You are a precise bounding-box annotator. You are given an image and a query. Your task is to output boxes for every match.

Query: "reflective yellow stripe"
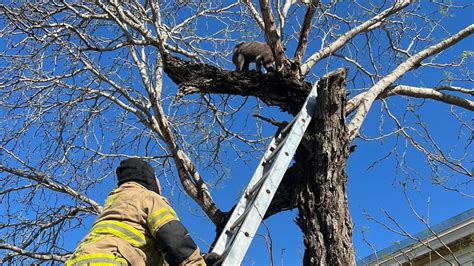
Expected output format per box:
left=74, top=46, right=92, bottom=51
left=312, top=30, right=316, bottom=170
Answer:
left=76, top=235, right=106, bottom=252
left=66, top=253, right=127, bottom=266
left=148, top=208, right=179, bottom=233
left=90, top=221, right=147, bottom=248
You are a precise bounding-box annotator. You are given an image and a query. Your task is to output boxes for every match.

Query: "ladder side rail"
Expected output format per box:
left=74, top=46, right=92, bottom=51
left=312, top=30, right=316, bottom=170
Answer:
left=219, top=83, right=319, bottom=265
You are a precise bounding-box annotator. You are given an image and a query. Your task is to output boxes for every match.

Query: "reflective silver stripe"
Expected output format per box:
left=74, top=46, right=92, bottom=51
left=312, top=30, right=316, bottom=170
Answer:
left=92, top=222, right=146, bottom=247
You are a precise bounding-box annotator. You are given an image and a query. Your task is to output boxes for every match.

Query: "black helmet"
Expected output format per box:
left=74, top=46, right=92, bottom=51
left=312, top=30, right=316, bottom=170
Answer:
left=116, top=158, right=161, bottom=194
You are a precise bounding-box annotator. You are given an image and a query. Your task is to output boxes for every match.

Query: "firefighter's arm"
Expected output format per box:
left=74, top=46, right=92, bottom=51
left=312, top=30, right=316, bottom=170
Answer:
left=147, top=196, right=206, bottom=265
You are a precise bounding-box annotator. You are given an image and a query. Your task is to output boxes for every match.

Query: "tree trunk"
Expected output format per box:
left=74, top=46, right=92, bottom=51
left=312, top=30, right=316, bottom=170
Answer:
left=295, top=69, right=354, bottom=265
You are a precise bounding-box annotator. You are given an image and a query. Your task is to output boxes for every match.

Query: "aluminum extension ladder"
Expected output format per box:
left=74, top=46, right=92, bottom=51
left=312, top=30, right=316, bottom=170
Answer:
left=211, top=81, right=319, bottom=265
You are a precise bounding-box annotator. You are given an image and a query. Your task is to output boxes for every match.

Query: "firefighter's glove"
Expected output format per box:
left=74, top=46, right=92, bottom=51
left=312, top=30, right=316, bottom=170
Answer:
left=203, top=252, right=221, bottom=266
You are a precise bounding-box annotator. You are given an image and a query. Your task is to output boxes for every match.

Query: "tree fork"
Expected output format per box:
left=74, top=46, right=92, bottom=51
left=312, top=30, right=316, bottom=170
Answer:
left=295, top=68, right=354, bottom=265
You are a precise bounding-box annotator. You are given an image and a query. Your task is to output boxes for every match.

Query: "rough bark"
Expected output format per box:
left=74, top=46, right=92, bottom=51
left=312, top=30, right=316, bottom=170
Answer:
left=295, top=68, right=354, bottom=265
left=164, top=55, right=311, bottom=114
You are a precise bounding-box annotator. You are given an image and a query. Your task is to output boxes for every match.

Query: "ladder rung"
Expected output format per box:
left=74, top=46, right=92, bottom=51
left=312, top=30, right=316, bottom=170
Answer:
left=245, top=171, right=270, bottom=199
left=268, top=143, right=277, bottom=152
left=262, top=125, right=291, bottom=166
left=229, top=205, right=252, bottom=231
left=279, top=112, right=299, bottom=135
left=263, top=132, right=291, bottom=164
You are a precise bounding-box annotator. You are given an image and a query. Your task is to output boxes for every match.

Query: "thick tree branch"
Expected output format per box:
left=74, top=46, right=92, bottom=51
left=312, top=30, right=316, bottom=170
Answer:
left=436, top=86, right=474, bottom=96
left=346, top=85, right=474, bottom=114
left=165, top=55, right=312, bottom=115
left=348, top=24, right=474, bottom=140
left=382, top=85, right=474, bottom=111
left=293, top=0, right=320, bottom=65
left=259, top=0, right=292, bottom=73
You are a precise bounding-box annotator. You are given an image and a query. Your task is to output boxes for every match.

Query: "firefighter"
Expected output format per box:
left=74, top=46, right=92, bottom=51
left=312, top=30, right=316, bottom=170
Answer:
left=66, top=158, right=216, bottom=265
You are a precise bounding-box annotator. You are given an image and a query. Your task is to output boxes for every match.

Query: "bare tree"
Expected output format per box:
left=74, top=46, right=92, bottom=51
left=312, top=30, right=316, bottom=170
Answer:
left=0, top=0, right=472, bottom=264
